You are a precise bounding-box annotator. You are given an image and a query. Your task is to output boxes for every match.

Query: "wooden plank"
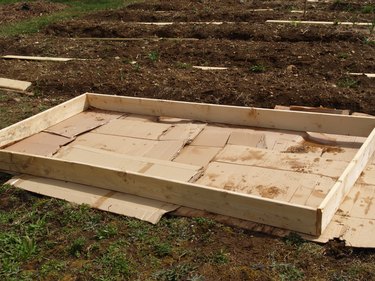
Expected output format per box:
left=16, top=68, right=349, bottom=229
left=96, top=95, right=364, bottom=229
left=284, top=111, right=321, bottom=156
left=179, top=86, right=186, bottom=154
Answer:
left=349, top=73, right=375, bottom=78
left=0, top=94, right=88, bottom=148
left=192, top=66, right=228, bottom=70
left=2, top=55, right=78, bottom=62
left=319, top=128, right=375, bottom=231
left=0, top=150, right=319, bottom=235
left=86, top=93, right=375, bottom=137
left=74, top=37, right=200, bottom=41
left=266, top=20, right=372, bottom=26
left=0, top=77, right=31, bottom=92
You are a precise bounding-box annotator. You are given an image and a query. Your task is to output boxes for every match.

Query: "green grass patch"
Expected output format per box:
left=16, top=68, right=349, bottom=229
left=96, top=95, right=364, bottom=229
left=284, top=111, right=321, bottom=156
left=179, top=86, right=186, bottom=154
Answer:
left=0, top=0, right=137, bottom=37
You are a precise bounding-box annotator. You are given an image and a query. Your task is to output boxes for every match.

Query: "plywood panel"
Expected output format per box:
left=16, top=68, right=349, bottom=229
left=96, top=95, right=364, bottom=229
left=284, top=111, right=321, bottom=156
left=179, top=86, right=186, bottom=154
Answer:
left=4, top=132, right=73, bottom=157
left=215, top=145, right=348, bottom=178
left=55, top=145, right=201, bottom=182
left=190, top=126, right=232, bottom=147
left=45, top=109, right=123, bottom=137
left=174, top=146, right=221, bottom=167
left=197, top=161, right=335, bottom=205
left=93, top=118, right=171, bottom=140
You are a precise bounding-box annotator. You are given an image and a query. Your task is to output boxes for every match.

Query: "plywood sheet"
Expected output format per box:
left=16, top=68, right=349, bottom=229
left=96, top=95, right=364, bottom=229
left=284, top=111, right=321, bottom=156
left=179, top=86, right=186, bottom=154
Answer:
left=45, top=109, right=124, bottom=138
left=160, top=122, right=206, bottom=142
left=215, top=145, right=348, bottom=178
left=191, top=126, right=232, bottom=147
left=4, top=132, right=72, bottom=156
left=143, top=140, right=185, bottom=160
left=174, top=146, right=221, bottom=167
left=227, top=131, right=266, bottom=148
left=8, top=175, right=178, bottom=224
left=55, top=145, right=202, bottom=182
left=197, top=161, right=335, bottom=206
left=0, top=77, right=31, bottom=92
left=93, top=118, right=171, bottom=140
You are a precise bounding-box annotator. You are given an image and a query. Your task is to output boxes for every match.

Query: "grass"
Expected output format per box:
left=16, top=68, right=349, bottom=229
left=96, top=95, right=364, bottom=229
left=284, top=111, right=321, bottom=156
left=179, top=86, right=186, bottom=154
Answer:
left=337, top=77, right=359, bottom=88
left=0, top=0, right=136, bottom=37
left=249, top=64, right=266, bottom=73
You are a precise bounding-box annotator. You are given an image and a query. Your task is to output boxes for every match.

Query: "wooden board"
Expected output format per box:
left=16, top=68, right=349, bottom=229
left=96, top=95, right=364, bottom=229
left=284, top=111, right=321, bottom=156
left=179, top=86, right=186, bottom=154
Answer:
left=319, top=128, right=375, bottom=231
left=0, top=94, right=88, bottom=148
left=0, top=150, right=319, bottom=235
left=0, top=77, right=31, bottom=92
left=2, top=55, right=78, bottom=62
left=87, top=93, right=375, bottom=137
left=266, top=20, right=372, bottom=26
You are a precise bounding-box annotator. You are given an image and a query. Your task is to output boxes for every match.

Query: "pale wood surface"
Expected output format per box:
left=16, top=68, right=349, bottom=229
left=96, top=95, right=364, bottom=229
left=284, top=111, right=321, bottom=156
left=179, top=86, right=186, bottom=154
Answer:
left=9, top=175, right=178, bottom=224
left=86, top=93, right=375, bottom=137
left=2, top=55, right=77, bottom=62
left=0, top=150, right=319, bottom=234
left=319, top=128, right=375, bottom=231
left=0, top=77, right=31, bottom=91
left=266, top=20, right=372, bottom=26
left=0, top=94, right=88, bottom=148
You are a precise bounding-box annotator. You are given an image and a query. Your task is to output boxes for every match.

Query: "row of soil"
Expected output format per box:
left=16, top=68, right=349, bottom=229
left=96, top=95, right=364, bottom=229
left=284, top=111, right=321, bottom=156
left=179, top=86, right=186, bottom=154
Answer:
left=45, top=21, right=371, bottom=43
left=90, top=5, right=374, bottom=22
left=0, top=36, right=373, bottom=73
left=0, top=55, right=373, bottom=113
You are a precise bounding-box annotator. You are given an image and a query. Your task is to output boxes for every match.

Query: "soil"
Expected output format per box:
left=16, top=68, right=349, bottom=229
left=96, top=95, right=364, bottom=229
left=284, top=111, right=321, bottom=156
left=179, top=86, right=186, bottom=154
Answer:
left=0, top=0, right=374, bottom=114
left=0, top=0, right=67, bottom=25
left=0, top=1, right=374, bottom=280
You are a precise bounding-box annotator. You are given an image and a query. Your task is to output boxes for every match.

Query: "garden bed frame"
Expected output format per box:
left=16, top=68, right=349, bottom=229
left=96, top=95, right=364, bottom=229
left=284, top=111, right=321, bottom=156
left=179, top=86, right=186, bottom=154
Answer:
left=1, top=93, right=375, bottom=236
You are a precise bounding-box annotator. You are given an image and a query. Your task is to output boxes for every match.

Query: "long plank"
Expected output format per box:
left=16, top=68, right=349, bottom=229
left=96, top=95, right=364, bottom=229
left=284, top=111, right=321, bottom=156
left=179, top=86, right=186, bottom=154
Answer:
left=2, top=55, right=77, bottom=62
left=349, top=73, right=375, bottom=78
left=0, top=150, right=319, bottom=235
left=74, top=37, right=200, bottom=41
left=86, top=93, right=375, bottom=137
left=266, top=20, right=372, bottom=26
left=0, top=94, right=88, bottom=147
left=319, top=128, right=375, bottom=231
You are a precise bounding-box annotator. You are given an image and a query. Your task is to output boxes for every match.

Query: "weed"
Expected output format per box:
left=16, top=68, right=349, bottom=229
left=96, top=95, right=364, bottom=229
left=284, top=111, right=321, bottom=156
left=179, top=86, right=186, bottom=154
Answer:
left=176, top=62, right=192, bottom=69
left=210, top=249, right=229, bottom=264
left=69, top=237, right=86, bottom=257
left=273, top=263, right=304, bottom=281
left=148, top=51, right=159, bottom=62
left=153, top=242, right=172, bottom=258
left=96, top=245, right=132, bottom=279
left=40, top=260, right=67, bottom=276
left=283, top=232, right=305, bottom=247
left=361, top=5, right=374, bottom=14
left=249, top=64, right=266, bottom=73
left=337, top=52, right=349, bottom=59
left=95, top=224, right=118, bottom=240
left=337, top=77, right=359, bottom=88
left=154, top=264, right=193, bottom=281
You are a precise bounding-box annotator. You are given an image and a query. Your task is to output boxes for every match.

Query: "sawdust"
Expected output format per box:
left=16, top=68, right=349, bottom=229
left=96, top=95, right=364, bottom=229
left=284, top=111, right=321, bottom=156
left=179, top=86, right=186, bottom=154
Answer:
left=256, top=185, right=284, bottom=199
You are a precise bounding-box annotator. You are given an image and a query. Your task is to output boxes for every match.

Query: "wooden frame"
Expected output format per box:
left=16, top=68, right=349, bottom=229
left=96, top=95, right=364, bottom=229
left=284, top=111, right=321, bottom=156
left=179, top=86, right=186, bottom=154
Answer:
left=1, top=93, right=375, bottom=235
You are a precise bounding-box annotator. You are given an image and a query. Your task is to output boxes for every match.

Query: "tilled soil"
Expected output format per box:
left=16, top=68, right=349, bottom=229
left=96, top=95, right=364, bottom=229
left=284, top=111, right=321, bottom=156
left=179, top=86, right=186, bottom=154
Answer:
left=0, top=0, right=374, bottom=114
left=0, top=0, right=67, bottom=25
